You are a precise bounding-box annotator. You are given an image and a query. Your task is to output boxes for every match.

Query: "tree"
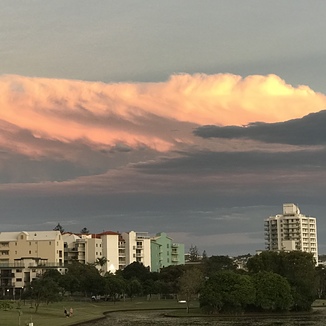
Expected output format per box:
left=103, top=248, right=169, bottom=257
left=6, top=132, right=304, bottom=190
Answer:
left=60, top=272, right=80, bottom=296
left=94, top=256, right=108, bottom=275
left=315, top=265, right=326, bottom=299
left=104, top=273, right=126, bottom=303
left=43, top=269, right=62, bottom=283
left=188, top=245, right=200, bottom=262
left=119, top=261, right=151, bottom=283
left=53, top=223, right=64, bottom=233
left=247, top=251, right=317, bottom=311
left=63, top=261, right=104, bottom=296
left=159, top=265, right=186, bottom=296
left=204, top=255, right=237, bottom=277
left=80, top=227, right=90, bottom=234
left=246, top=251, right=282, bottom=274
left=125, top=278, right=142, bottom=300
left=281, top=251, right=316, bottom=310
left=199, top=282, right=222, bottom=314
left=179, top=267, right=204, bottom=313
left=253, top=271, right=293, bottom=311
left=24, top=277, right=62, bottom=313
left=200, top=271, right=255, bottom=314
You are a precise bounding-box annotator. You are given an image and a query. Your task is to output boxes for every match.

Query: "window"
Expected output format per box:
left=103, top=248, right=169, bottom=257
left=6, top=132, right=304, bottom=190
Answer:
left=16, top=278, right=22, bottom=282
left=49, top=241, right=52, bottom=245
left=16, top=269, right=22, bottom=273
left=29, top=250, right=31, bottom=254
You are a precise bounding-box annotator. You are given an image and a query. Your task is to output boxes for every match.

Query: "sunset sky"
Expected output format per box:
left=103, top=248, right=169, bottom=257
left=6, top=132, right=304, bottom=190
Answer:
left=1, top=1, right=326, bottom=256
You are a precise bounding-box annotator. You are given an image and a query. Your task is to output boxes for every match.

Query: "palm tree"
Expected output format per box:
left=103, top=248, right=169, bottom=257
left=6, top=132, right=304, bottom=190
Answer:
left=95, top=256, right=108, bottom=275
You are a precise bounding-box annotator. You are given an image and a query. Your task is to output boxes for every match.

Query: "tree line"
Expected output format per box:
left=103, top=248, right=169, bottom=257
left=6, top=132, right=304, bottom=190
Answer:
left=21, top=250, right=325, bottom=314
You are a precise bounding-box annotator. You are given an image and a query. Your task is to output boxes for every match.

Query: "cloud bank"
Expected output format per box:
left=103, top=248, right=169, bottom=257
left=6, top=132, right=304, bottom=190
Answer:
left=1, top=73, right=325, bottom=158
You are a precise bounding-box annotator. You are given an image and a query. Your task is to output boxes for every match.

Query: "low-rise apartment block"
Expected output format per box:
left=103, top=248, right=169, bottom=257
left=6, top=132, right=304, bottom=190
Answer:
left=0, top=230, right=64, bottom=298
left=0, top=228, right=185, bottom=297
left=151, top=232, right=185, bottom=272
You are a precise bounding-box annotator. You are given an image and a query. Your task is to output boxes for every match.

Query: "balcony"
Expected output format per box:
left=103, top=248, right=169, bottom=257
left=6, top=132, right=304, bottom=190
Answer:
left=0, top=263, right=25, bottom=269
left=29, top=262, right=66, bottom=268
left=135, top=232, right=150, bottom=240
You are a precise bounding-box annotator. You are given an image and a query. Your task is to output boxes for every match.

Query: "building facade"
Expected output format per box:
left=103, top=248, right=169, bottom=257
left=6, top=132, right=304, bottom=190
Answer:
left=264, top=203, right=318, bottom=262
left=98, top=231, right=120, bottom=274
left=63, top=233, right=103, bottom=268
left=0, top=228, right=185, bottom=297
left=121, top=231, right=151, bottom=268
left=0, top=230, right=64, bottom=298
left=150, top=232, right=185, bottom=272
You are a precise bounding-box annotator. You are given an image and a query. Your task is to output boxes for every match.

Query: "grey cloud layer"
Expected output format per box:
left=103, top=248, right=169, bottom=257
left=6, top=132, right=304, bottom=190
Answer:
left=194, top=110, right=326, bottom=145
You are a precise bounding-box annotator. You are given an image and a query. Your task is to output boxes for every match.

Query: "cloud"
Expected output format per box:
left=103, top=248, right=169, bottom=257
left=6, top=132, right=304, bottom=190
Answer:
left=0, top=72, right=323, bottom=184
left=1, top=73, right=325, bottom=156
left=194, top=110, right=326, bottom=145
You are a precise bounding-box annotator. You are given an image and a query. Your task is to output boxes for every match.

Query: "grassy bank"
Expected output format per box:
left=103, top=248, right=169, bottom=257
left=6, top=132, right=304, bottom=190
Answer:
left=0, top=298, right=186, bottom=326
left=2, top=298, right=325, bottom=326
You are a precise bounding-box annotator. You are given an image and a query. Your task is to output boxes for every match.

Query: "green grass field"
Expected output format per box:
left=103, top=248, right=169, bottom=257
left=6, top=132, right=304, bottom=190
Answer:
left=2, top=298, right=325, bottom=326
left=0, top=298, right=185, bottom=326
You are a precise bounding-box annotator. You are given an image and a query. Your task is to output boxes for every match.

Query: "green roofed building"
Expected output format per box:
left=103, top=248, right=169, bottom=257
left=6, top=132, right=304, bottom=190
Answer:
left=150, top=232, right=185, bottom=272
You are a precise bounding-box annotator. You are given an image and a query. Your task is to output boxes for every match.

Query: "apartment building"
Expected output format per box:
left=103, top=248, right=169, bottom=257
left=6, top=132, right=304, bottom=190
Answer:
left=150, top=232, right=185, bottom=272
left=264, top=203, right=318, bottom=262
left=98, top=231, right=120, bottom=274
left=121, top=231, right=151, bottom=268
left=63, top=233, right=102, bottom=269
left=0, top=228, right=184, bottom=296
left=0, top=230, right=64, bottom=297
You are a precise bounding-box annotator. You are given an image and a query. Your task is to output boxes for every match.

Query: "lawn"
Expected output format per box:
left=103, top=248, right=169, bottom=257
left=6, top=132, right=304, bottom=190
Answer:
left=0, top=298, right=185, bottom=326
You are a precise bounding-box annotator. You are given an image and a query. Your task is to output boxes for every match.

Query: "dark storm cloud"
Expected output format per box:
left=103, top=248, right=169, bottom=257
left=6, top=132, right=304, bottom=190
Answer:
left=194, top=110, right=326, bottom=145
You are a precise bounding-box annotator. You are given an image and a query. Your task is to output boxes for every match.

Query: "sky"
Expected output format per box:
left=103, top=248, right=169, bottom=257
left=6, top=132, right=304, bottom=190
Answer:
left=1, top=1, right=326, bottom=257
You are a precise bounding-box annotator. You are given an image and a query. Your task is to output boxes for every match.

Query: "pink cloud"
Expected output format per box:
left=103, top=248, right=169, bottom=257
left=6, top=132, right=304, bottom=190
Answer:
left=0, top=73, right=325, bottom=158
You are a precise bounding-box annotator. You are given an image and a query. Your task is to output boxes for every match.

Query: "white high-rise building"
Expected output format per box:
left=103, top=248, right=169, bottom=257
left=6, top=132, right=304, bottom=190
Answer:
left=264, top=203, right=318, bottom=262
left=121, top=231, right=151, bottom=269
